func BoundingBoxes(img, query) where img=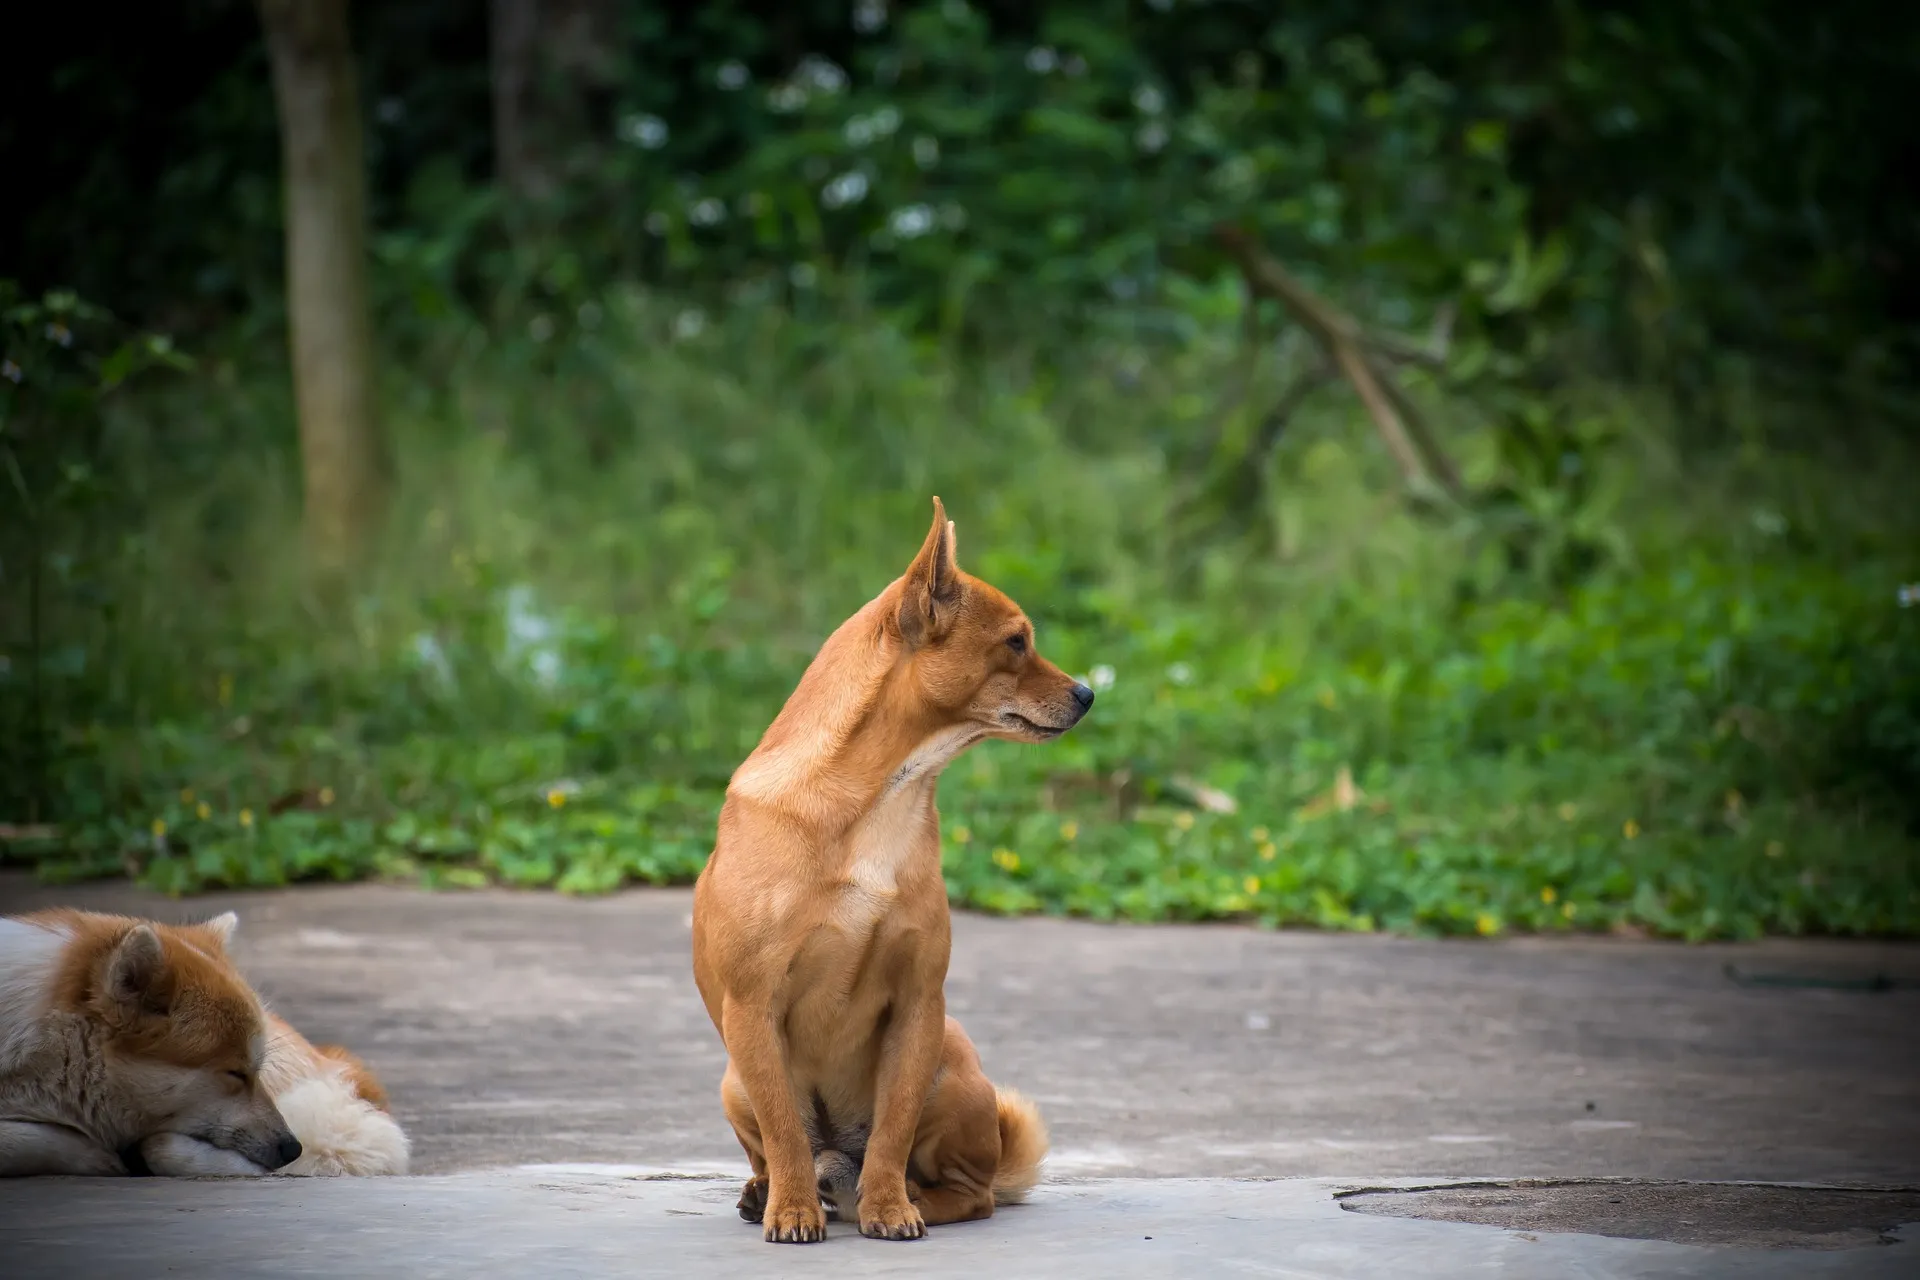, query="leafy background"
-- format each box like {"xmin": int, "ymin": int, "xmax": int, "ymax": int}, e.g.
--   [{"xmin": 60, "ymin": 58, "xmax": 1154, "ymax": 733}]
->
[{"xmin": 2, "ymin": 0, "xmax": 1916, "ymax": 939}]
